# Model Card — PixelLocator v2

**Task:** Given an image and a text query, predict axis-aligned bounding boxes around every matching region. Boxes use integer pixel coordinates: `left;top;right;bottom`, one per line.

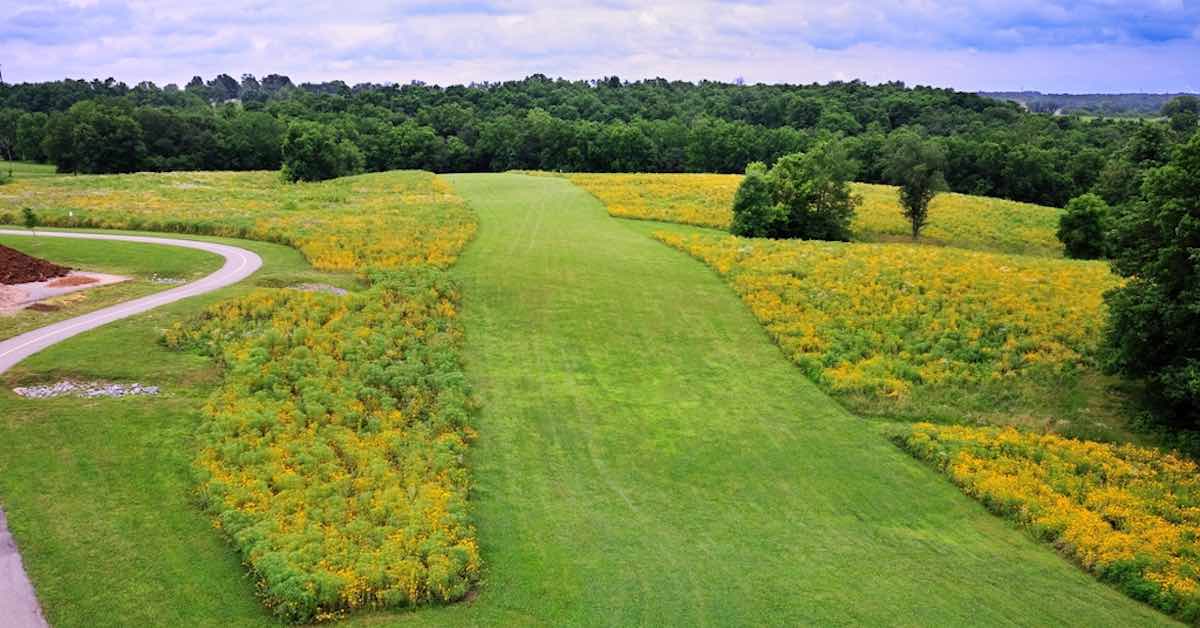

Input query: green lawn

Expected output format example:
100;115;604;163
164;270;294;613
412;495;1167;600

0;178;1176;626
0;161;59;179
0;234;224;339
0;231;354;627
347;173;1165;625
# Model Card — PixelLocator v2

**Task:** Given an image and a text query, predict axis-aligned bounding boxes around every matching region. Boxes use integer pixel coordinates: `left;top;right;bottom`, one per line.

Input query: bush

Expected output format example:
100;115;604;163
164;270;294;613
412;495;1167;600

729;162;783;237
729;141;860;240
281;121;364;182
1057;193;1110;259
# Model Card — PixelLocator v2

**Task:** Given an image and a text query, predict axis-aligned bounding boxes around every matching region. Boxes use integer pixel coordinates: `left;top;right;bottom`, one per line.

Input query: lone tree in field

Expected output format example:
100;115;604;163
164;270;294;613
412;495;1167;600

1057;193;1110;259
730;140;860;241
22;207;38;235
883;130;946;239
1104;131;1200;428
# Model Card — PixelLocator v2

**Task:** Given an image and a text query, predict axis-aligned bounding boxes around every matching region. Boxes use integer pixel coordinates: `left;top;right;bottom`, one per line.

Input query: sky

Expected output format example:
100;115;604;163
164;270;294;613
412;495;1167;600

2;1;1199;93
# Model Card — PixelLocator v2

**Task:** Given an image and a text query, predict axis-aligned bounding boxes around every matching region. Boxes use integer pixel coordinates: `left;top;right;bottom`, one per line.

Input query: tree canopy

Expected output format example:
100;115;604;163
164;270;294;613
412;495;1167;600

0;74;1187;204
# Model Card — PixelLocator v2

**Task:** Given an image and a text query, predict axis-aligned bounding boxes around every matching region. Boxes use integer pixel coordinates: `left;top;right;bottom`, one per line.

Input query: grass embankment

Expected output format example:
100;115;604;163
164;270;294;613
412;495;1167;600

368;173;1164;626
568;172;1065;256
0;234;223;339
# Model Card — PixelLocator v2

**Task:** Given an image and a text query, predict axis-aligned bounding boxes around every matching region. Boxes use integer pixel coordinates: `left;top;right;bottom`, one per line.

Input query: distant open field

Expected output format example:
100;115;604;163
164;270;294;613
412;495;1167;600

569;173;1065;257
0;161;59;180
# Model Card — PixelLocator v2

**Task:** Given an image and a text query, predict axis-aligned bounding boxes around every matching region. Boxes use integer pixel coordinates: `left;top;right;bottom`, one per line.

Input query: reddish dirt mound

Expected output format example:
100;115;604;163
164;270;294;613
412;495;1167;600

0;244;71;285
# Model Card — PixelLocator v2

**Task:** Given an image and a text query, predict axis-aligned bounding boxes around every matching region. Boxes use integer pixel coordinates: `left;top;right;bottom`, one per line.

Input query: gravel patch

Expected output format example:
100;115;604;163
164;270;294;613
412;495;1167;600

290;283;349;296
149;274;187;285
13;380;161;399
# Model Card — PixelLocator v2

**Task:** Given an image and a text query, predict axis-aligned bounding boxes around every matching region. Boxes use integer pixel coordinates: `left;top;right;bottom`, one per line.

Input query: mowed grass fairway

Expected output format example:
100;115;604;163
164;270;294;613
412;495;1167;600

370;173;1167;625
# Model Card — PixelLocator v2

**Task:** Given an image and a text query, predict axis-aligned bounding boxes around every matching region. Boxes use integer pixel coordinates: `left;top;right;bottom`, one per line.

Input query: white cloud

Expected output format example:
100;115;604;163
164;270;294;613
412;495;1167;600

0;0;1197;91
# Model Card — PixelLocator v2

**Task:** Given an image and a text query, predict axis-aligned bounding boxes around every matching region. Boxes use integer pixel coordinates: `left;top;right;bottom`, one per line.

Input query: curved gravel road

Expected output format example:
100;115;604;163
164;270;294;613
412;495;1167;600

0;229;262;627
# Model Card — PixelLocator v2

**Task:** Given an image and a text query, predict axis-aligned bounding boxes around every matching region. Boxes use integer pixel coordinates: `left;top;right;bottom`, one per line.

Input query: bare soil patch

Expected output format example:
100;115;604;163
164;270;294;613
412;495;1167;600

47;275;98;288
0;244;70;285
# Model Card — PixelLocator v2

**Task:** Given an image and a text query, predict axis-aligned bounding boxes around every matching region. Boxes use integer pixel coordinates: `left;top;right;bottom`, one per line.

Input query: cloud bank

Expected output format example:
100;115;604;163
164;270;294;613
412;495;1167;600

2;1;1198;92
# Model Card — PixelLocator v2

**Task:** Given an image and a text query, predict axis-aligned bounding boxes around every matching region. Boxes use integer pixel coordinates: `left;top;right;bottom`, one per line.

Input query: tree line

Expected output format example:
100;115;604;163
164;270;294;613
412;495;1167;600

1;75;1197;207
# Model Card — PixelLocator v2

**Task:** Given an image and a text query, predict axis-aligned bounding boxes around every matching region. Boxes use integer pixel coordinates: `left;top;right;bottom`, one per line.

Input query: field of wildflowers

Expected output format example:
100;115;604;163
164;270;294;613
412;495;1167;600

892;423;1200;622
570;173;1064;256
0;170;476;270
655;232;1119;419
164;270;477;621
0;170;480;622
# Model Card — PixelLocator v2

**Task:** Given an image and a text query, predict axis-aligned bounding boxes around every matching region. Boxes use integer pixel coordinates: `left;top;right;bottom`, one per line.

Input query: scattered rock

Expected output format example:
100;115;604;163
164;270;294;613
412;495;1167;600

290;283;349;296
0;244;71;285
13;380;161;399
149;274;186;285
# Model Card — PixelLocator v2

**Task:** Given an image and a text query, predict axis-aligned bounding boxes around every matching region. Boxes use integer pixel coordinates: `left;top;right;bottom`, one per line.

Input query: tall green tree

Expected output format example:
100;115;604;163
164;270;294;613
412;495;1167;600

1057;193;1110;259
280;121;363;182
15;112;48;162
883;130;946;239
1104;131;1200;427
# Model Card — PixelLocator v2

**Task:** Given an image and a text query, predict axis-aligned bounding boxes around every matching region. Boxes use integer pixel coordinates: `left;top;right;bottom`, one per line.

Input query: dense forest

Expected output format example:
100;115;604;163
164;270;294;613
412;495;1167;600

1;74;1198;208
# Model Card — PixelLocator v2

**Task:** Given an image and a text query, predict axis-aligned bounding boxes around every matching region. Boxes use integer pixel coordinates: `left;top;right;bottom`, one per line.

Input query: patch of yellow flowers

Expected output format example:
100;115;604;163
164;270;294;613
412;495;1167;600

570;173;1064;256
0;170;476;270
893;423;1200;622
655;232;1118;403
165;270;478;621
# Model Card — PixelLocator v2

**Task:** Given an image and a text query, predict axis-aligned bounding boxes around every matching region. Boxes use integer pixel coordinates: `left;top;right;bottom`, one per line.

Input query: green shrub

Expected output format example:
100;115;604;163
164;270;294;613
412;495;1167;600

729;141;859;241
729;162;782;237
1057;193;1110;259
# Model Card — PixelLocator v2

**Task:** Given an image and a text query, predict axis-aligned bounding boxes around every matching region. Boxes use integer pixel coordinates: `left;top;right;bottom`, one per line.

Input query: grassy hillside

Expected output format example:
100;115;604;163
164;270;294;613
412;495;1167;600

652;230;1128;437
569;173;1065;256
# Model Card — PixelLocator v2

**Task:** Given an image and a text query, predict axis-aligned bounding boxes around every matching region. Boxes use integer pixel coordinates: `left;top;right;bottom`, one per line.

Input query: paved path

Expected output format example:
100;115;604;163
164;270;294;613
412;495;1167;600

0;230;262;374
0;229;262;627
